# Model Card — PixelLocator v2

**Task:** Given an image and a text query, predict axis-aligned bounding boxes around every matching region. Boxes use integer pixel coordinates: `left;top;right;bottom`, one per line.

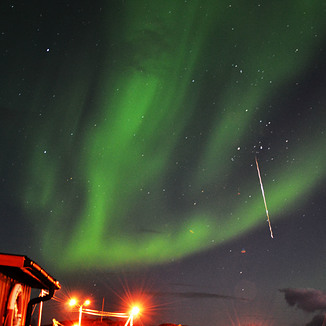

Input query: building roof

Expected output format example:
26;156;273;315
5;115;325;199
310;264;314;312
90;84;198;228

0;253;61;291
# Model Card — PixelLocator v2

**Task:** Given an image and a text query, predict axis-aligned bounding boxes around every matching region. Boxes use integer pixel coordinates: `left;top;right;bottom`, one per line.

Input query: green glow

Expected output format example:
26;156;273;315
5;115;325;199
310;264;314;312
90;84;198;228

22;1;326;270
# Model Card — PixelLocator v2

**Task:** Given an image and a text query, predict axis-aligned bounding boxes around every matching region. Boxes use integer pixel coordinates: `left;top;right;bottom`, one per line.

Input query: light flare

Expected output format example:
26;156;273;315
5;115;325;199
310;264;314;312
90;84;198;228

131;306;140;316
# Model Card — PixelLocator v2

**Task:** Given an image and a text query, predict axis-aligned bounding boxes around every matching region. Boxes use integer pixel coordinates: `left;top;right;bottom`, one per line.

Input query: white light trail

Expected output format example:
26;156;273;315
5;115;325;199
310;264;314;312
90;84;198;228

83;308;129;318
255;156;274;238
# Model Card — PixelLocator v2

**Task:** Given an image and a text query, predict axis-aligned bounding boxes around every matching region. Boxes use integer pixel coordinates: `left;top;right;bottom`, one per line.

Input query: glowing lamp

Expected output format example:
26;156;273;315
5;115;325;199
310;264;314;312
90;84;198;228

131;306;140;316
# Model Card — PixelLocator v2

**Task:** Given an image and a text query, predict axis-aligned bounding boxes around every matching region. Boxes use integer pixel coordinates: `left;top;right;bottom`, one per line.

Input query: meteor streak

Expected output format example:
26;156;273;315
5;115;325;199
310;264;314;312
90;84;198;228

255;156;274;238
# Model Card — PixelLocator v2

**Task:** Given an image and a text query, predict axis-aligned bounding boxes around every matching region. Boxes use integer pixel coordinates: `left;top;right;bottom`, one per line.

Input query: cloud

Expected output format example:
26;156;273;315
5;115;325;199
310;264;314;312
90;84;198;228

150;291;249;302
280;288;326;312
305;314;326;326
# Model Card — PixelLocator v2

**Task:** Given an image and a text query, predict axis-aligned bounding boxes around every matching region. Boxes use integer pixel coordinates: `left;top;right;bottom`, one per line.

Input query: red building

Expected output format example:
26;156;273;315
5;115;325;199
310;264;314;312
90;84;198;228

0;253;60;326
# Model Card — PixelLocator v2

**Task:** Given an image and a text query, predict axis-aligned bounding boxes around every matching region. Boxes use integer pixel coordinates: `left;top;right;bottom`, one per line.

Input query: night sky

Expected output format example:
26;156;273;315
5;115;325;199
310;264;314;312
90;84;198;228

1;1;326;325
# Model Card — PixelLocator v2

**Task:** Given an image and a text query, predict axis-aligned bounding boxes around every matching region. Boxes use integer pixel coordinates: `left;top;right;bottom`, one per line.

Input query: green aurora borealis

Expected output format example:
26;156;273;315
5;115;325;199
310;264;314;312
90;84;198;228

6;1;326;271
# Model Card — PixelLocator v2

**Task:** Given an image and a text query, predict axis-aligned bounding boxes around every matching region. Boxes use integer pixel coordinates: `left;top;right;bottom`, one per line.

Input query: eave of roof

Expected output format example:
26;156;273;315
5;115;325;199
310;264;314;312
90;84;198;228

0;253;61;291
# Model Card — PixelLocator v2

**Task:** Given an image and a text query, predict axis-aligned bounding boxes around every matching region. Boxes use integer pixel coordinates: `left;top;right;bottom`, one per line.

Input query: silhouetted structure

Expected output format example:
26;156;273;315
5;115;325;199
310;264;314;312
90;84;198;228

0;253;60;326
50;317;186;326
51;317;133;326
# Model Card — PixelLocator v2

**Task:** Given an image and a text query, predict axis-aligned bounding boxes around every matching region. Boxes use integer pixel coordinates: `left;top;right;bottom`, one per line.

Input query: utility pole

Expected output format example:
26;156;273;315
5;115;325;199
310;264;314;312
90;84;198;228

101;298;104;323
38;290;48;326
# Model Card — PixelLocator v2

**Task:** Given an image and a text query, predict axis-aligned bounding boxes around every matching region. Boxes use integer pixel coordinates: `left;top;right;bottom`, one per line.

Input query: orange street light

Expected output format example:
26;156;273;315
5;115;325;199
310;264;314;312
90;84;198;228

126;306;141;326
78;300;90;326
130;306;140;316
68;299;90;326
